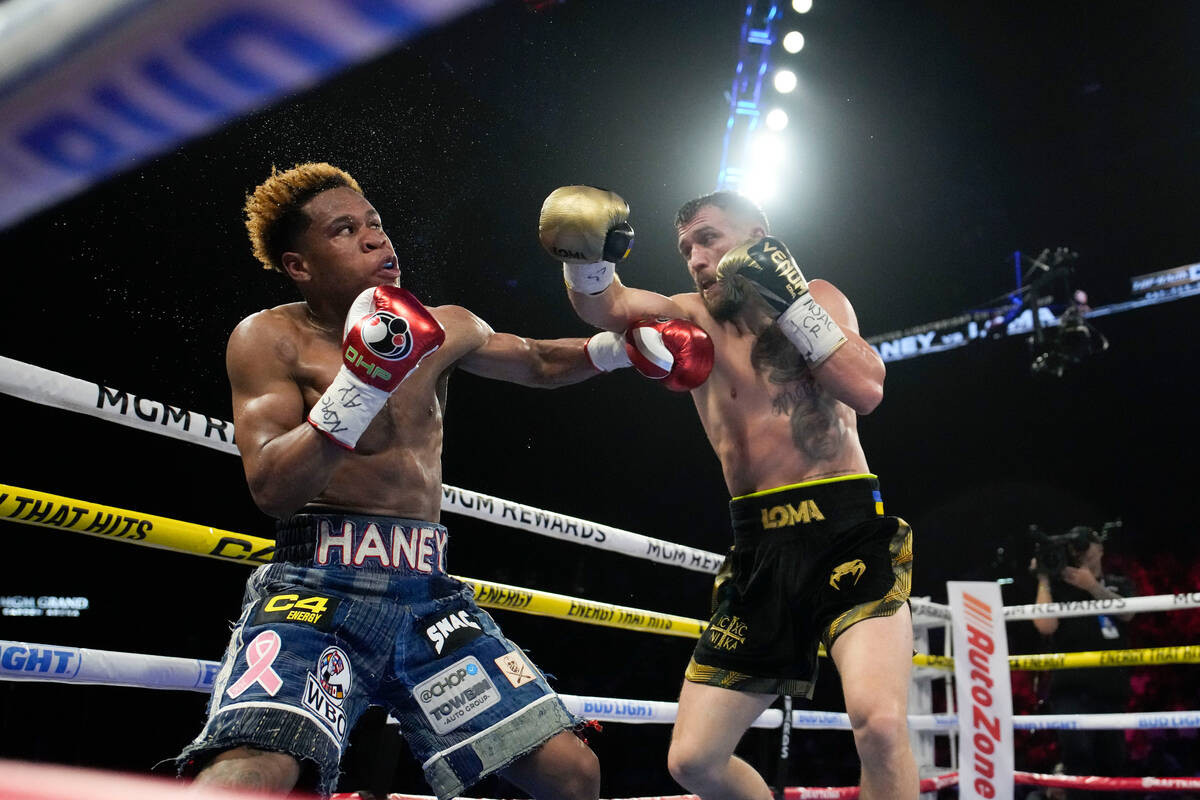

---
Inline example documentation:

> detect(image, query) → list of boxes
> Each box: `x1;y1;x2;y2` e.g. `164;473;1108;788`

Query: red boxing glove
308;286;446;448
625;317;714;391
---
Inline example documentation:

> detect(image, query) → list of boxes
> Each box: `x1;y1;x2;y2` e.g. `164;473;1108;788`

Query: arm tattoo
751;327;846;460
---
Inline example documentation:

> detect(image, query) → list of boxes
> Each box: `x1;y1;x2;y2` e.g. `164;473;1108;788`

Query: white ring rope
0;355;723;574
11;345;1200;639
3;639;1197;732
9;355;1199;622
4;642;1195;734
1002;593;1200;618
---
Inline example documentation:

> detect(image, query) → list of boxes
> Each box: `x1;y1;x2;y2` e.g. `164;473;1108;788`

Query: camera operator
1030;526;1134;799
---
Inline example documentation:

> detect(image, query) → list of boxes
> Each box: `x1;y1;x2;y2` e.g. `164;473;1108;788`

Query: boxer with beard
540;187;917;800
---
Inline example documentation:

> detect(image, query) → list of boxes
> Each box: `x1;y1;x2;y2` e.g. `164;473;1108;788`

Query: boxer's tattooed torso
751;327;846;461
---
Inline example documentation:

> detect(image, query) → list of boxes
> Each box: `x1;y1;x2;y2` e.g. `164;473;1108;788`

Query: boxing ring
2;353;1200;799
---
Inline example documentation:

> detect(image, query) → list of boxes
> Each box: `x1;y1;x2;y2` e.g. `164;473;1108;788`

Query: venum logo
829;559;867;590
362;311;413;360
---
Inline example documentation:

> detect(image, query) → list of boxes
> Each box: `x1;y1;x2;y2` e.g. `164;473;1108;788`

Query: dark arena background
1;1;1198;797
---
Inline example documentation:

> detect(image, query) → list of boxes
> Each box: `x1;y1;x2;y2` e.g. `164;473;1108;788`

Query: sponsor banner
1002;592;1200;619
414;655;500;734
0;638;218;691
949;581;1014;800
441;484;723;574
865;264;1200;365
1130;262;1200;297
0;483;275;564
1015;711;1200;731
1008;645;1200;671
462;577;707;640
5;642;1200;735
0;356;238;453
0;595;89;618
0;0;489;229
0;357;719;575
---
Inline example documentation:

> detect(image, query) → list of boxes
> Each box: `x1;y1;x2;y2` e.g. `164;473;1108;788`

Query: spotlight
740;170;780;207
748;132;786;166
792;0;813;12
782;31;805;53
765;108;789;131
773;69;797;93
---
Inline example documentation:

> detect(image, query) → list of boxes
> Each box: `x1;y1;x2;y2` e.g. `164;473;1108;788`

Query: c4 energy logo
829;559;866;590
253;592;340;630
707;615;748;651
761;499;825;529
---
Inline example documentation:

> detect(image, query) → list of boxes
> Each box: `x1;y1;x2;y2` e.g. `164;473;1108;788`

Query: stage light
792;0;813;13
774;69;797;93
749;132;786;166
765;108;789;131
740;170;780;207
782;30;805;52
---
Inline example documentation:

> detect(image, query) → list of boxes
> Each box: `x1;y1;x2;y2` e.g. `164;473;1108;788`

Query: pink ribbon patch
226;630;284;698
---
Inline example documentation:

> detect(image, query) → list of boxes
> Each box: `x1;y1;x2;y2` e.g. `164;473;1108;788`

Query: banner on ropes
949;581;1014;800
0;0;488;230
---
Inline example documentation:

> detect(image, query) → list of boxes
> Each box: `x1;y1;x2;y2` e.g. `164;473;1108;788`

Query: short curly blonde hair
244;162;363;272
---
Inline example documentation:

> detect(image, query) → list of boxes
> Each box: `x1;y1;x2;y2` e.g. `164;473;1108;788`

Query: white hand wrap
563;261;615;295
777;293;848;367
307;365;390;449
585;331;632;372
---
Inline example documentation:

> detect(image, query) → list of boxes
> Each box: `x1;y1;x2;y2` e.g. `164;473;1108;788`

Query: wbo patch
418;607;485;657
494;649;537;689
414;655;500;734
252;591;340;631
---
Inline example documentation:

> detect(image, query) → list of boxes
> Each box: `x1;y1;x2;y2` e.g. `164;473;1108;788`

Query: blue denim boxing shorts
176;511;579;799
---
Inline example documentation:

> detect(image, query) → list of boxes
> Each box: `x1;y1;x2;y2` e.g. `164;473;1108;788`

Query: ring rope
1002;593;1200;619
10;481;1196;652
7;478;1196;678
0;483;706;639
7;640;1197;733
913;645;1200;672
0;355;956;620
0;355;724;573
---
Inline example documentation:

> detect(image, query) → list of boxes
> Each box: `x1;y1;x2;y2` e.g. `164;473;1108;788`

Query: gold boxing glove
717;236;846;366
538;185;634;295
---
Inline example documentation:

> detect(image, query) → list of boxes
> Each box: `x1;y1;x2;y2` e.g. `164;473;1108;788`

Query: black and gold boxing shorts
685;473;912;698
